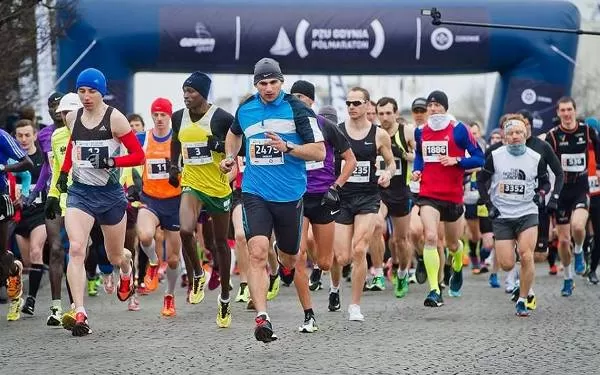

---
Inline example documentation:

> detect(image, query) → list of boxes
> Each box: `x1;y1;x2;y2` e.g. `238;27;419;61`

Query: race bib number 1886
422;141;448;162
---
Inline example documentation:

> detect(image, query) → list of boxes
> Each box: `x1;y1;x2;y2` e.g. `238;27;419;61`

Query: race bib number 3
422;141;448;162
589;176;600;194
344;160;370;183
249;139;284;166
75;140;109;168
147;158;169;180
182;142;212;165
561;153;586;172
375;156;401;176
498;180;526;200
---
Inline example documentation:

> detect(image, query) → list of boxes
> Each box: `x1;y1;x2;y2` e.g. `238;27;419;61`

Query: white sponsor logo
179;22;216;54
270;27;294;56
521;88;552;105
430;27;480;51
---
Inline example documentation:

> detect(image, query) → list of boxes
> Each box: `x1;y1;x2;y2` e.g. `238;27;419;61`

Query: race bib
238;156;246;173
75;140;109;168
249;139;284;166
589;176;600;194
498;180;526;200
463;190;480;205
147;158;169;180
182;142;212;165
375;156;402;176
409;180;420;194
306;161;324;171
344;160;370;183
422;141;448;162
561;153;586;172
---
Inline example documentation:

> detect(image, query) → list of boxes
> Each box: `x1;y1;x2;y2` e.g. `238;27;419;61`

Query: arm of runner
30;162;51;197
476;153;495;203
540;141;563;196
48;136;62;199
324;120;356;187
285;104;325;161
412;127;424;178
110;110;145;167
403;123;416;162
170;110;183;170
536;157;551;194
376;127;396;187
222;130;243;173
454;123;485;169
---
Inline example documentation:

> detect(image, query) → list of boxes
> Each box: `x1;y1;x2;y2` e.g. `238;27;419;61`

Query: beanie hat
426;90;448;111
318;105;338;124
183;72;212;99
290;80;315;101
151;97;173;117
253;58;284;85
76;68;107;96
47;92;64;107
517;109;533;125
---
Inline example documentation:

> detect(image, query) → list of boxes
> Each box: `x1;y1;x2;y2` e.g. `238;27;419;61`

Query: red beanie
151;97;172;117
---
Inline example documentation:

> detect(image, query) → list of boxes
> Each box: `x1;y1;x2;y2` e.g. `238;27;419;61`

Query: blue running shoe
448;269;463;297
561;279;574;297
424;290;444;307
515;301;529;317
574;252;586;275
489;273;500;288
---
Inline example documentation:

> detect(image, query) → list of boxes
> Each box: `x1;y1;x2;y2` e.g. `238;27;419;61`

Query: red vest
419;122;465;204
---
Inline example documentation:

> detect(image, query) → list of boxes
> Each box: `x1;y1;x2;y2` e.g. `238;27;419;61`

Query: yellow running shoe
235;283;250;303
62;308;77;331
526;294;537;310
266;275;280;301
7;298;22;321
216;296;232;328
189;272;206;304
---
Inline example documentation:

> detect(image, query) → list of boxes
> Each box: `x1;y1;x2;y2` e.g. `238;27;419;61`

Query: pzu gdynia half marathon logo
179;22;216;54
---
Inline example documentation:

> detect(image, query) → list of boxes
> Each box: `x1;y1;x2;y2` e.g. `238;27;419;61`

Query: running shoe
246;298;255;310
117;274;134;302
216;296;232;328
161;294;176;317
137;283;150;296
588;270;599;285
87;279;98;297
470;256;480;274
47;306;62;326
479;264;489;274
328;290;341;311
415;257;427;284
103;273;115;294
235;283;250;303
266;274;280;301
62;308;76;331
254;314;277;343
443;264;452;286
561;279;574;297
6;260;23;300
6;298;22;321
144;263;160;292
278;264;295;286
128;294;140;311
548;264;558;275
424;290;444;307
448;268;463;297
94;275;102;287
574;252;586;275
510;286;520;302
309;268;323;291
408;273;417;284
208;269;220;291
369;275;386;291
488;273;500;288
462;253;469;266
299;313;318;333
72;312;92;336
515;301;529;317
342;264;352;282
189;273;207;304
180;274;189;288
348;304;364;321
526;295;537;310
395;274;409;298
21;296;35;315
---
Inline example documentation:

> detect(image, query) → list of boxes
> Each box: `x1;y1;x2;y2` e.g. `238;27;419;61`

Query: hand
168;165;180;188
533;190;546;208
207;135;225;153
546;194;559;214
126;185;141;202
56;171;69;193
321;184;340;210
486;202;500;219
439;156;458;167
264;131;287;153
378;170;391;188
45;196;61;220
411;171;421;182
219;156;235;174
23;192;38;207
87;153;110;169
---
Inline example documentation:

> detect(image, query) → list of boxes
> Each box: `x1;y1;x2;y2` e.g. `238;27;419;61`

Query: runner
220;57;325;342
289;79;356;332
586;116;600;284
412;90;484;306
329;87;395;321
57;67;145;335
169;72;234;327
136;97;182;316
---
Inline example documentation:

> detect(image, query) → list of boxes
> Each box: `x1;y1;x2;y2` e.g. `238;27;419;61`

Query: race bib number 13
75;140;109;169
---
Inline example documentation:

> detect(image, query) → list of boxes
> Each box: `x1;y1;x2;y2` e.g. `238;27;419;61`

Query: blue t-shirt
0;129;27;193
231;91;324;202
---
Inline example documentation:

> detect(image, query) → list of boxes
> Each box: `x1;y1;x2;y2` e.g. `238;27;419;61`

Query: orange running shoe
7;260;23;300
117;275;134;302
161;294;176;317
143;263;160;292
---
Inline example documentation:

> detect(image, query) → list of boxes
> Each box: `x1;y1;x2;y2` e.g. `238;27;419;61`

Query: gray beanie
253;58;284;85
318;105;338;124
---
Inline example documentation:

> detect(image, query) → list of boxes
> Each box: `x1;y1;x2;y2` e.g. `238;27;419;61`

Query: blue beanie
76;68;107;96
183;71;211;99
586;117;600;133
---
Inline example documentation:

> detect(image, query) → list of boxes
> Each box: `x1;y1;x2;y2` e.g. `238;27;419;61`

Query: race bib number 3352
498;180;526;200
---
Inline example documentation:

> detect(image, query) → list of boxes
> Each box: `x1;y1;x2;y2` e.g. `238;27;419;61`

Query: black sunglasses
412;108;427;114
346;100;365;107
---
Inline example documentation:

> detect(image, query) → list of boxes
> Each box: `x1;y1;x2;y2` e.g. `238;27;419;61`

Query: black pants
589;196;600;272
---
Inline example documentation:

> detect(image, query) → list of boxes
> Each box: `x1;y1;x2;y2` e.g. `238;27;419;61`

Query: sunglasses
346;100;365;107
412;108;427;114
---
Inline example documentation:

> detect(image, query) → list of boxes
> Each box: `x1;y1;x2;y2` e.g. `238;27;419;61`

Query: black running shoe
342;264;351;281
254;314;277;343
415;257;427;284
328;290;341;311
309;268;323;291
443;264;452;286
21;296;35;315
72;312;92;336
588;270;599;285
278;264;295;286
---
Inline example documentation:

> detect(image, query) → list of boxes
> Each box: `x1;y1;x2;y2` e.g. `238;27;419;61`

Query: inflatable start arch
58;0;580;135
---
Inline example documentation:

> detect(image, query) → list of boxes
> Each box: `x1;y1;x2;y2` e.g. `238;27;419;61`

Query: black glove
126;185;141;202
44;196;61;220
321;184;341;210
168;165;180;188
546;193;559;214
486;202;500;220
533;190;546;209
207;135;225;153
56;171;69;193
87;153;110;169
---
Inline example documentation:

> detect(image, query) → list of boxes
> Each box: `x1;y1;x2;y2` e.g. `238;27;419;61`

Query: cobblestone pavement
1;265;600;374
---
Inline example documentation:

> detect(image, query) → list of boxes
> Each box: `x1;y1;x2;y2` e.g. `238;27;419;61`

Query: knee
558;236;571;249
167;257;179;269
572;225;585;238
69;241;87;260
335;252;351;267
318;256;332;271
137;228;155;245
180;226;195;239
519;250;533;265
423;230;437;246
351;246;367;264
498;259;514;272
248;246;268;264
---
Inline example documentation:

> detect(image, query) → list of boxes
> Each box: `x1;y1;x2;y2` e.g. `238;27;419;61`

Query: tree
455;82;487;128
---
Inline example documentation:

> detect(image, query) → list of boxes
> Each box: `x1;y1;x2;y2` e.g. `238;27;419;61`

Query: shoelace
7;276;19;292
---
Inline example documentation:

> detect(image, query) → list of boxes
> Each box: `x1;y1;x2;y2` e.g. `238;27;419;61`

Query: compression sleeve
454;123;485;169
476;154;495;203
60;137;73;173
413;127;424;172
9;159;32;197
113;131;146;168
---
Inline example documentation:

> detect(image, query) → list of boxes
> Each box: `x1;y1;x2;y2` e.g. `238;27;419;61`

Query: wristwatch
106;158;115;168
455;156;462;164
285;141;296;153
0;164;5;172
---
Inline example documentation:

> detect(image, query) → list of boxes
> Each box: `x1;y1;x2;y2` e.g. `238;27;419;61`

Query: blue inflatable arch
57;0;580;135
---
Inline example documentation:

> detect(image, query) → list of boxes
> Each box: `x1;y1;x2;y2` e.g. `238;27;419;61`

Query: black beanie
290;80;315;101
253;58;284;85
183;71;212;99
426;90;449;111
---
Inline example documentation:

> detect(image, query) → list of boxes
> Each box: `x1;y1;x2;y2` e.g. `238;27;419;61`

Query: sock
239;282;247;293
564;263;573;280
392;263;399;273
257;311;269;320
313;264;320;270
423;245;440;293
375;267;384;277
397;268;408;279
75;306;87;315
166;266;178;295
517;296;526;304
451;240;464;272
141;240;158;264
304;308;314;317
468;240;478;258
28;263;45;298
330;284;339;293
52;299;61;309
528;288;534;296
574;243;583;255
219;295;230;304
480;247;491;263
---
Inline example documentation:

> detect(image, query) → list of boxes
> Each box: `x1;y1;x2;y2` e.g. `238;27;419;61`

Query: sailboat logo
270;27;294;56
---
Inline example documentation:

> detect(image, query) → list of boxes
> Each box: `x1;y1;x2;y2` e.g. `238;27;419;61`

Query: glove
321;184;341;210
207;135;225;153
486;202;500;220
44;196;61;220
126;185;141;203
168;165;180;188
546;193;559;214
87;153;110;169
56;172;69;193
533;190;546;209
